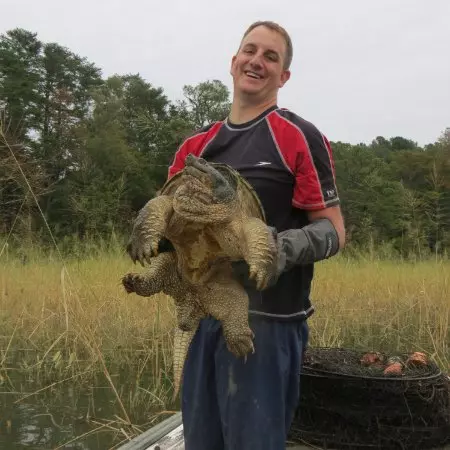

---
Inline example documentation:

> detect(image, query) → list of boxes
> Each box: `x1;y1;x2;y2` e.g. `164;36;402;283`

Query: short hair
240;21;293;70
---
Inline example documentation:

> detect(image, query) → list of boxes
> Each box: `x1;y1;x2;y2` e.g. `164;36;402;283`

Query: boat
118;412;184;450
117;412;311;450
117;347;450;450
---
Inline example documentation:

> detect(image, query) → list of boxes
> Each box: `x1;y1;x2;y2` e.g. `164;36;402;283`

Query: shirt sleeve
168;141;189;179
167;124;220;179
168;134;205;179
293;126;340;210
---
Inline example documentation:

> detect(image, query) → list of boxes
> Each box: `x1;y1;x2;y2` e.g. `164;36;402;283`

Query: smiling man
166;21;345;450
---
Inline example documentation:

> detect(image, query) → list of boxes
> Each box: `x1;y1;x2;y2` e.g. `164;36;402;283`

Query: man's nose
249;52;263;70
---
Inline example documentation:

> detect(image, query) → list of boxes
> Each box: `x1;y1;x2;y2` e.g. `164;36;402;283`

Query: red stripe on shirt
168;122;223;179
267;112;327;210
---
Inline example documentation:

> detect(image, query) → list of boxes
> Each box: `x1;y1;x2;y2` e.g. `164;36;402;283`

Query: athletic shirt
168;105;340;321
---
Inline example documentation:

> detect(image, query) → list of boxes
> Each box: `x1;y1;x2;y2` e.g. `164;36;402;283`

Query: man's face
230;26;291;103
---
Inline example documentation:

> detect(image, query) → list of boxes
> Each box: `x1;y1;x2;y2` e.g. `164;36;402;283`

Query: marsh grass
309;256;449;370
1;244;179;447
0;244;449;447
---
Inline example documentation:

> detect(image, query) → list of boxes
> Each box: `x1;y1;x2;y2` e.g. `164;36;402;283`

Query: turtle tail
172;327;197;402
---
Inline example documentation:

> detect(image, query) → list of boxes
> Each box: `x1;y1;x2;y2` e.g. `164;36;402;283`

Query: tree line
1;28;449;258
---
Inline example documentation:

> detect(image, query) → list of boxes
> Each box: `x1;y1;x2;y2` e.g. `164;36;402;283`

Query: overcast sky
2;0;449;146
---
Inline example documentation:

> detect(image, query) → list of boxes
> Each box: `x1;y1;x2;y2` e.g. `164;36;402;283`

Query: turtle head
172;154;238;222
184;154;236;203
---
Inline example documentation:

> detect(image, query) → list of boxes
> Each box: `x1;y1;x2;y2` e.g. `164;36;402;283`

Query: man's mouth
244;71;263;80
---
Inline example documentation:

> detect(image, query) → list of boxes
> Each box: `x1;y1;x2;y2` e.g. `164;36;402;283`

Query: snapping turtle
122;154;278;396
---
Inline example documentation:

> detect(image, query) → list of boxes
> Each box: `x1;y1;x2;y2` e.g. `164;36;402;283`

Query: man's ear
279;70;291;88
230;55;237;75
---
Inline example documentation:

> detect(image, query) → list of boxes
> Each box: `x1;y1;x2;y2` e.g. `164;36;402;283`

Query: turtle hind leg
202;279;254;358
122;252;177;297
222;315;255;357
173;289;205;332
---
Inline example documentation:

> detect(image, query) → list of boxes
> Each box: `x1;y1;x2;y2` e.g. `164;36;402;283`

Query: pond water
2;351;449;449
1;390;110;449
0;360;175;450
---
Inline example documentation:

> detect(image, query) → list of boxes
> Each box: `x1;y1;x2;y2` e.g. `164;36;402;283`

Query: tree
1;27;449;257
35;41;103;184
0;28;42;142
0;115;47;241
46;74;189;237
333;142;410;249
389;136;418;152
181;80;231;129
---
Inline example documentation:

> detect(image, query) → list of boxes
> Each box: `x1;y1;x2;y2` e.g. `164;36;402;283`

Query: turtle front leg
241;217;278;290
127;195;174;266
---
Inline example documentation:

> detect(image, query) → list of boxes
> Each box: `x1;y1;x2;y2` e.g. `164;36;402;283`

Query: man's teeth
245;71;262;79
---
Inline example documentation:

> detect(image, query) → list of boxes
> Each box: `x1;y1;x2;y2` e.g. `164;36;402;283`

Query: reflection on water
0;358;172;450
6;404;82;449
2;386;118;449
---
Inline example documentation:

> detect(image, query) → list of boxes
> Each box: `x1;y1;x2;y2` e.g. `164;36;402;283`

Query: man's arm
232;122;345;286
275;121;345;268
307;204;346;250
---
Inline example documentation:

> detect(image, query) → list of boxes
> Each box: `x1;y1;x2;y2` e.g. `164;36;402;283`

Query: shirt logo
255;161;272;166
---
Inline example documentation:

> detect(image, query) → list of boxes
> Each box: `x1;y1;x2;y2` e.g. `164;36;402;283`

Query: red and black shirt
168;105;340;321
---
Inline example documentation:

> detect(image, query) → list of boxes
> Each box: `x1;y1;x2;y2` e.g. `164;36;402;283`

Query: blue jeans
181;316;309;450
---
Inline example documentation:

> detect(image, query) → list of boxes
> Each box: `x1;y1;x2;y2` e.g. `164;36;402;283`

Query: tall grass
0;241;179;446
0;242;449;447
310;256;449;370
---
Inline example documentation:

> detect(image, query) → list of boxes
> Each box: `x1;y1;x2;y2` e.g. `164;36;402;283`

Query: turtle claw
122;273;139;293
150;240;159;257
249;265;269;291
131;238;161;266
225;330;255;358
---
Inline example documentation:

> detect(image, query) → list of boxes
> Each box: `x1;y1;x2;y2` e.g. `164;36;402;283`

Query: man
168;21;345;450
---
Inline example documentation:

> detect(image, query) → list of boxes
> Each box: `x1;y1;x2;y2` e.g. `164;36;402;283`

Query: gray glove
232;218;340;289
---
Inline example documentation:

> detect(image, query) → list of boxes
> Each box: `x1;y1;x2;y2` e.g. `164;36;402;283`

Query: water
0;358;172;450
2;389;116;448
